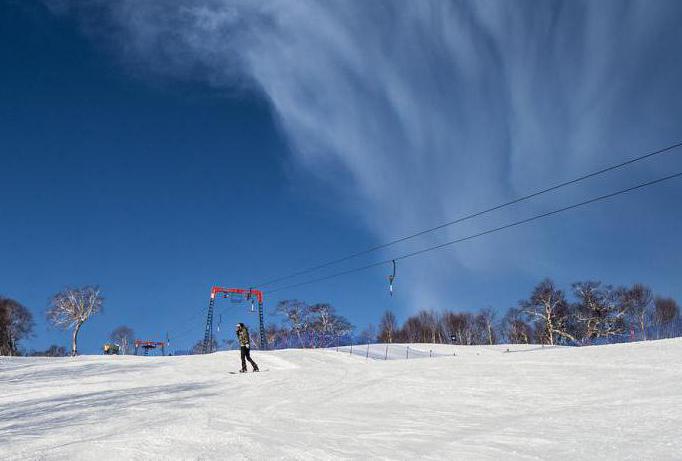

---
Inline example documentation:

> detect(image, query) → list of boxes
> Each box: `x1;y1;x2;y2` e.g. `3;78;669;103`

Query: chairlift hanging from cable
388;259;396;296
247;289;256;312
229;293;244;303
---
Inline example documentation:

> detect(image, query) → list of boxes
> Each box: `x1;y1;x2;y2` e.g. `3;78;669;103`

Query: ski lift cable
165;306;209;342
205;297;258;341
166;322;204;344
264;170;682;295
168;288;256;341
255;141;682;289
166;320;204;344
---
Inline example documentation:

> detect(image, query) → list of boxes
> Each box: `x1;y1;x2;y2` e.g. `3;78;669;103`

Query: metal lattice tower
257;301;265;350
202;286;266;353
201;296;216;354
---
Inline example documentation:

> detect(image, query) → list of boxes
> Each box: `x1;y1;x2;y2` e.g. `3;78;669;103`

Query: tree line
373;279;680;346
267;300;355;349
255;279;680;350
3;278;680;356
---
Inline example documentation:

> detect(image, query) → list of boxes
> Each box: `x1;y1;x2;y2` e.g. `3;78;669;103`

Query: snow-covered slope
2;340;681;460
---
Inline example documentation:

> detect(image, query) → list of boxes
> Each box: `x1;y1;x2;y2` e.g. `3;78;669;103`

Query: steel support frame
134;340;166;356
202;286;266;354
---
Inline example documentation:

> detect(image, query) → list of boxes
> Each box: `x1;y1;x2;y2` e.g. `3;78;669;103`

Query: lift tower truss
202;286;266;354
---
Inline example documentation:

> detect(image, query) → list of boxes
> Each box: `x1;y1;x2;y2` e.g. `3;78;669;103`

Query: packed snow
2;339;681;460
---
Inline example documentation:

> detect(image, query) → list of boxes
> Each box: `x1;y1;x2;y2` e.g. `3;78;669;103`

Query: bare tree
501;307;532;344
442;311;476;345
358;323;377;344
377;310;398;343
46;286;103;356
309;303;334;347
521;279;575;345
476;308;497;345
309;304;333;332
399;315;422;343
276;299;310;348
0;297;34;356
572;282;628;343
110;325;135;355
264;323;281;349
307;303;353;348
328;314;354;342
192;338;217;354
654;297;679;324
654;297;680;338
418;310;443;343
274;300;352;349
622;284;653;340
398;310;444;344
29;344;68;357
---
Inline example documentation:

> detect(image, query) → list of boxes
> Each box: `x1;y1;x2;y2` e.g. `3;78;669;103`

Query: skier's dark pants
240;346;258;371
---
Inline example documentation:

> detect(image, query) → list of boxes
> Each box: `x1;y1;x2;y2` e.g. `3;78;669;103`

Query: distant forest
2;278;680;356
258;279;681;350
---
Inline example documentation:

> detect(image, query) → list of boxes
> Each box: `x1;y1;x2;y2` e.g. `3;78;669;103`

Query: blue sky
2;1;682;353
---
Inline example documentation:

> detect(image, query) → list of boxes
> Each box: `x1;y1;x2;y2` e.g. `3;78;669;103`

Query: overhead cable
256;141;682;288
265;170;682;294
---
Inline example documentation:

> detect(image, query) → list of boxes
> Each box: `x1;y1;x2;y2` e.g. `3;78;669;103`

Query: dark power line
166;306;208;345
255;141;682;289
265;171;682;295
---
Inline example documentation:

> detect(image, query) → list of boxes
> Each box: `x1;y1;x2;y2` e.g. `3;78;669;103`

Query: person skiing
236;323;259;373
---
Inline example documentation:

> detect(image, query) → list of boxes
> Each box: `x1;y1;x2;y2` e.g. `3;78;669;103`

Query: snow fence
333;344;453;361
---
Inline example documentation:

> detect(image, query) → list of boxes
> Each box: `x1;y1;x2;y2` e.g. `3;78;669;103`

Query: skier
236;323;259;373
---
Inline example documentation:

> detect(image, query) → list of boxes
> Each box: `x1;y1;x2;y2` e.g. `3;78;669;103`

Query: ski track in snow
1;340;681;460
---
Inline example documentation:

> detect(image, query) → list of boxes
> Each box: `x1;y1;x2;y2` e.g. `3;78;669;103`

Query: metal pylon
202;297;215;354
258;301;266;350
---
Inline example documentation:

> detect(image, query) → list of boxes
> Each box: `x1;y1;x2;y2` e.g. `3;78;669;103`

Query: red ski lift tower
202;286;265;354
134;340;166;356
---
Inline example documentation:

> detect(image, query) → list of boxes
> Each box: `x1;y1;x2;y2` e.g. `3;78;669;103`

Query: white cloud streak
50;0;682;308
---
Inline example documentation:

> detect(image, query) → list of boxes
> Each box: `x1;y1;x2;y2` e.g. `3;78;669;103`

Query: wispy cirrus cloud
48;0;682;307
